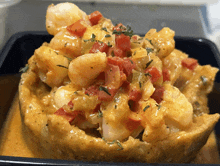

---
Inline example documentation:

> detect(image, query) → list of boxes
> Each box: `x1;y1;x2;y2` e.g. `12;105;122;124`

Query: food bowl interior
0;31;220;165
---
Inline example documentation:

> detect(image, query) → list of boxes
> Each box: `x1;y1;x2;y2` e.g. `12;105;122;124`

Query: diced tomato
128;88;142;112
108;47;126;58
115;34;131;51
98;87;117;101
162;68;170;82
105;64;121;87
129;89;142;102
92;103;101;113
107;57;136;77
121;80;130;91
122;58;136;77
89;42;109;54
85;84;100;96
89;11;103;26
107;57;124;70
113;23;126;32
126;112;142;131
151;86;165;104
68;100;74;109
132;35;138;40
66;19;87;37
54;108;83;124
145;66;162;83
181;58;198;70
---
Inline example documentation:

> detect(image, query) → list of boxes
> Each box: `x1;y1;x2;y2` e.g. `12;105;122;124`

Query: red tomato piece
105;64;121;87
151;86;165;104
162;68;170;82
107;57;136;77
66;19;87;37
89;42;109;54
98;87;117;101
122;58;136;77
115;34;131;51
113;23;126;31
68;100;74;109
126;113;142;131
54;108;83;124
92;103;101;113
107;57;124;70
129;89;142;102
85;84;100;96
181;58;198;70
108;47;126;58
89;11;103;26
145;67;162;83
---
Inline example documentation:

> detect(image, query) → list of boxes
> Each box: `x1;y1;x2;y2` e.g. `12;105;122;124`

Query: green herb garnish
144;73;152;77
101;27;108;32
146;48;153;55
97;110;103;118
105;34;111;38
107;41;112;47
64;56;72;61
145;38;153;45
143;105;150;112
19;65;29;73
155;104;161;110
112;25;134;38
145;59;153;69
139;81;142;88
99;86;111;96
200;76;208;85
116;140;124;151
57;65;68;69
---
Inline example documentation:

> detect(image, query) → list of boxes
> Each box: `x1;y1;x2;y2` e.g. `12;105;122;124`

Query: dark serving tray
0;31;220;165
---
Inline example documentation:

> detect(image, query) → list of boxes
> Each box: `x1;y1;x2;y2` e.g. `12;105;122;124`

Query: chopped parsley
139;81;142;88
200;76;208;85
84;33;96;42
145;38;153;45
146;48;153;55
143;105;150;112
116;140;124;151
99;86;111;96
105;34;111;38
19;65;29;73
64;56;72;61
145;73;152;77
101;27;108;32
107;41;112;47
112;25;134;38
57;65;68;69
133;51;137;55
97;110;103;118
155;104;161;110
145;59;153;69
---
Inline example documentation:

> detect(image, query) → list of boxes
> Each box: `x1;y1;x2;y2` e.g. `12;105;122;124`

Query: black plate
0;31;220;165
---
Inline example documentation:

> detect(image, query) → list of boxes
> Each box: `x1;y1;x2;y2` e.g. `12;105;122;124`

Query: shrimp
145;27;175;58
138;99;170;143
46;2;89;36
34;45;69;87
101;93;144;141
162;83;193;130
81;19;115;54
52;84;77;109
49;28;82;58
68;52;107;87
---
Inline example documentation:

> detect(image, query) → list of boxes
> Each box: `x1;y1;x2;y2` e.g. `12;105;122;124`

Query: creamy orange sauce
0;93;35;158
0;93;219;163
